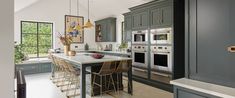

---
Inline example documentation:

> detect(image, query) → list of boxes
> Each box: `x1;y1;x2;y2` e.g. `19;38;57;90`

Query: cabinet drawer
133;67;148;79
151;72;172;84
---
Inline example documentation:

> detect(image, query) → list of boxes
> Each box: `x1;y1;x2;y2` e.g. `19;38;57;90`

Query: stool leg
110;75;117;94
100;75;103;98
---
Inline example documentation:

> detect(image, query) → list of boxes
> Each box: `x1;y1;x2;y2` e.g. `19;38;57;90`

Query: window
21;21;53;58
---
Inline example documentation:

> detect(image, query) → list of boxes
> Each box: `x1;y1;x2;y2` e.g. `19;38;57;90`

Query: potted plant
14;42;27;64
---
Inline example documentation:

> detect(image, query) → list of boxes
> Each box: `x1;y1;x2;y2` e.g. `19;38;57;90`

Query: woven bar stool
114;60;132;94
63;60;81;98
91;62;117;98
51;56;65;84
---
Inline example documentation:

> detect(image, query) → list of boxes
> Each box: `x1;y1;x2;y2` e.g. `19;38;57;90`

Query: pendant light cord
88;0;90;19
77;0;79;16
69;0;71;15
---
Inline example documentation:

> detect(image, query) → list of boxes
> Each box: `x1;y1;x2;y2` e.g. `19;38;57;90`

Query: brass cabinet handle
228;46;235;53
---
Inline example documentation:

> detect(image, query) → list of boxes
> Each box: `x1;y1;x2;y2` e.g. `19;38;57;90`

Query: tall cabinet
173;0;235;97
123;0;185;91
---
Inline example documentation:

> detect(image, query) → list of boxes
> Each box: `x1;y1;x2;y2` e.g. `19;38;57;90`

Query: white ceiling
15;0;154;20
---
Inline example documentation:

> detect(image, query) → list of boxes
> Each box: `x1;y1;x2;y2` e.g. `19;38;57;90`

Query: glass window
21;21;53;58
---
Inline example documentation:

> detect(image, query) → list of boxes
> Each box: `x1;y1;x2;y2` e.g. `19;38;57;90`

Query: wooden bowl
68;50;76;56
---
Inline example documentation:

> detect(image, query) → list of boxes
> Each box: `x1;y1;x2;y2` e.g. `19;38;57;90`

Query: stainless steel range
150;46;172;72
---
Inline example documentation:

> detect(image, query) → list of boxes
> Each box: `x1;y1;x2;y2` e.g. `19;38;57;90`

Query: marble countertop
76;50;132;56
52;53;132;65
170;78;235;98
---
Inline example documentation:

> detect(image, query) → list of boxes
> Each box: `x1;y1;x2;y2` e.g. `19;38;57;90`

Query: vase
64;45;70;56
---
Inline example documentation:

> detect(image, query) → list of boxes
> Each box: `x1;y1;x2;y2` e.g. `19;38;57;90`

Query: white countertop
170;78;235;98
76;50;132;56
52;53;132;65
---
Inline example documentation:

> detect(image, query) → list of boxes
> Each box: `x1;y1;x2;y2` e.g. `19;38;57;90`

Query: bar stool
114;60;132;94
51;56;65;84
91;62;117;97
64;60;81;98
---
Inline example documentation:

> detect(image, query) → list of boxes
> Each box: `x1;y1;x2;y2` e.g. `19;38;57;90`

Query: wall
15;0;126;51
0;0;14;98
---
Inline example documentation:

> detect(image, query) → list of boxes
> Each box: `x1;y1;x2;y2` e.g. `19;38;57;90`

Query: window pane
22;34;37;46
38;35;52;46
22;47;37;58
39;46;50;57
39;23;52;34
22;22;37;34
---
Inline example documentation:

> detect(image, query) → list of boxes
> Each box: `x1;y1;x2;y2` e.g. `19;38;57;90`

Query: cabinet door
140;11;149;29
150;8;162;28
188;0;235;87
101;22;107;42
132;13;141;29
162;6;173;26
124;15;132;31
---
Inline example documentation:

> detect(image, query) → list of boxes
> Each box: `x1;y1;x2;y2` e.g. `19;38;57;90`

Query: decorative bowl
91;53;104;59
68;50;76;56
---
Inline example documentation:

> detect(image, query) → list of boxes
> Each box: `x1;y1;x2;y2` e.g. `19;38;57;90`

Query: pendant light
84;0;94;28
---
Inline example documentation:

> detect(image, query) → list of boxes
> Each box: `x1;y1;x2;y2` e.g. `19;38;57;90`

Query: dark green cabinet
16;62;52;75
95;17;116;42
186;0;235;88
174;86;221;98
150;5;173;28
132;10;149;30
123;12;132;42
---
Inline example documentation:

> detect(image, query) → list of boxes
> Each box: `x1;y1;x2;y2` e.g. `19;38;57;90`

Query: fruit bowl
91;53;104;59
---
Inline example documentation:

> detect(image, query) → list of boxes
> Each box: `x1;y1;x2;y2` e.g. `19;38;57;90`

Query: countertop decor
58;32;73;55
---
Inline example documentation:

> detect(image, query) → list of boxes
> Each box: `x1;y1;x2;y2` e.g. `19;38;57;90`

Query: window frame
20;21;53;58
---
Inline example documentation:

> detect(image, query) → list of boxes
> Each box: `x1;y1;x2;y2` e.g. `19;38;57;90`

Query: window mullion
37;22;39;58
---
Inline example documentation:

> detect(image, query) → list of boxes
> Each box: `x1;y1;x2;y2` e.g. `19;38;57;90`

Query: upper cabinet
131;10;149;30
95;17;116;42
150;5;173;28
123;12;132;42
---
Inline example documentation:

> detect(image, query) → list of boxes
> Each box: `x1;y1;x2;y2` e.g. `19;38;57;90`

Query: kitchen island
52;53;133;98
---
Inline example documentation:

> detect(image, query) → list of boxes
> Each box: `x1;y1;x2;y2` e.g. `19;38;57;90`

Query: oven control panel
132;45;148;52
151;46;172;53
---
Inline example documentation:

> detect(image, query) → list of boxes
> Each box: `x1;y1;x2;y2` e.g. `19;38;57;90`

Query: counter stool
51;56;65;84
114;60;132;95
91;62;117;98
62;60;81;98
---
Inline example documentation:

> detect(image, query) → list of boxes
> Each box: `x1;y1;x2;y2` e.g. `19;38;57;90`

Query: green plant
119;42;128;49
15;42;26;64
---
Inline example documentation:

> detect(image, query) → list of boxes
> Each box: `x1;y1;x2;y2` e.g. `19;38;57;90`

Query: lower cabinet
16;62;52;75
174;86;221;98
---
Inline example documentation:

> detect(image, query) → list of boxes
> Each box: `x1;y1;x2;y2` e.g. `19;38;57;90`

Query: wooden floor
25;73;173;98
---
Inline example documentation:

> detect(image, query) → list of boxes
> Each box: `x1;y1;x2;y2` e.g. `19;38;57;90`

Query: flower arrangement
58;32;73;45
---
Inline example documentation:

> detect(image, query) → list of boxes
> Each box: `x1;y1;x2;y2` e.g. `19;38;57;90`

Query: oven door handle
151;72;171;77
134;68;147;72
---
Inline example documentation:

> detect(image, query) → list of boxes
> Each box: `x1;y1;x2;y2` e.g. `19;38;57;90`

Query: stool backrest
99;62;116;75
116;60;131;73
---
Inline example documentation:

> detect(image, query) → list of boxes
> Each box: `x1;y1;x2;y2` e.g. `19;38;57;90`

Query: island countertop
52;53;132;65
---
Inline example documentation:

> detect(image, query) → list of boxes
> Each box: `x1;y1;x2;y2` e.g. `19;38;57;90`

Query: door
188;0;235;87
161;6;173;26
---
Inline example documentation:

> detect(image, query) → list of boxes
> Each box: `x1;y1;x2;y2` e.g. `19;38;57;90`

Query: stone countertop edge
170;78;235;98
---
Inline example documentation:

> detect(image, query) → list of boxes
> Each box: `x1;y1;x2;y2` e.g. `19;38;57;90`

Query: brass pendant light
84;0;94;28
